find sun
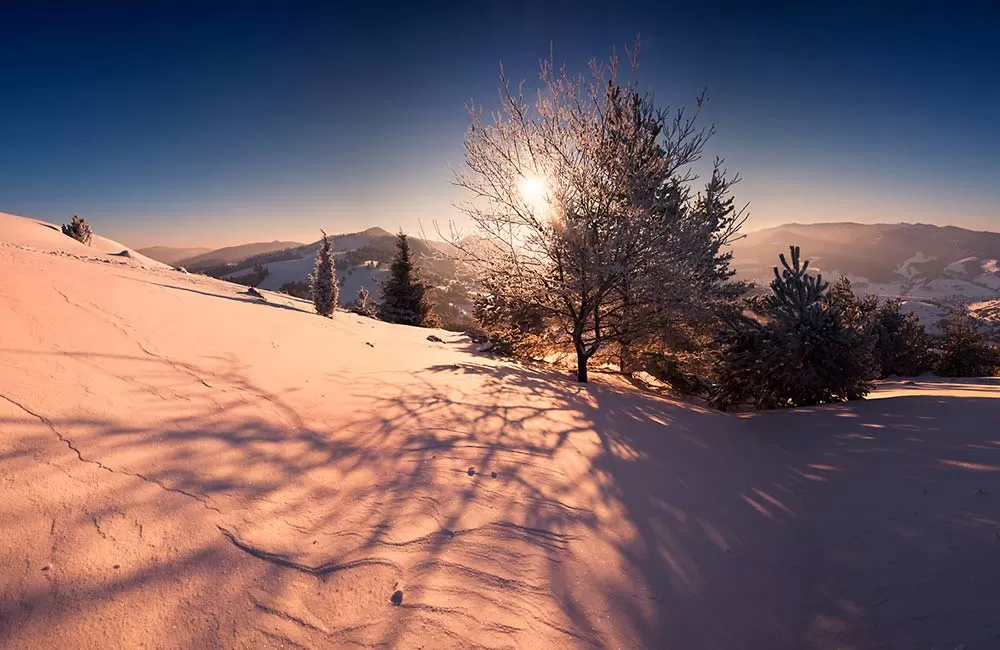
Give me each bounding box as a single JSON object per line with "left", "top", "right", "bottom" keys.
{"left": 518, "top": 175, "right": 549, "bottom": 212}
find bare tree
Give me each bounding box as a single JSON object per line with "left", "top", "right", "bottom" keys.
{"left": 452, "top": 44, "right": 747, "bottom": 382}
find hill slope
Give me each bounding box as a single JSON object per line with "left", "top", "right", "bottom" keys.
{"left": 1, "top": 212, "right": 171, "bottom": 270}
{"left": 1, "top": 212, "right": 998, "bottom": 649}
{"left": 176, "top": 240, "right": 305, "bottom": 270}
{"left": 136, "top": 245, "right": 212, "bottom": 266}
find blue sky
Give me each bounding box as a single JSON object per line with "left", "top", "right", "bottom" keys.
{"left": 1, "top": 1, "right": 998, "bottom": 246}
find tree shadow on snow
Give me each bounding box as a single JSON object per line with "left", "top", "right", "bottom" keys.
{"left": 1, "top": 351, "right": 998, "bottom": 649}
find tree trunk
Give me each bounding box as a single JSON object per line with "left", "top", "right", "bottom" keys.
{"left": 619, "top": 342, "right": 635, "bottom": 376}
{"left": 574, "top": 342, "right": 589, "bottom": 383}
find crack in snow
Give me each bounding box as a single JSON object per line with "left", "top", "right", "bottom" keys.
{"left": 0, "top": 392, "right": 221, "bottom": 513}
{"left": 218, "top": 526, "right": 399, "bottom": 575}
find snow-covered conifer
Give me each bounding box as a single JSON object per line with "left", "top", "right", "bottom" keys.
{"left": 309, "top": 231, "right": 339, "bottom": 317}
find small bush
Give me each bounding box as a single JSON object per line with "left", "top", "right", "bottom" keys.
{"left": 279, "top": 280, "right": 311, "bottom": 300}
{"left": 62, "top": 215, "right": 93, "bottom": 245}
{"left": 349, "top": 286, "right": 378, "bottom": 318}
{"left": 827, "top": 278, "right": 932, "bottom": 378}
{"left": 640, "top": 351, "right": 712, "bottom": 396}
{"left": 870, "top": 299, "right": 933, "bottom": 377}
{"left": 935, "top": 311, "right": 1000, "bottom": 377}
{"left": 711, "top": 246, "right": 875, "bottom": 410}
{"left": 231, "top": 263, "right": 269, "bottom": 288}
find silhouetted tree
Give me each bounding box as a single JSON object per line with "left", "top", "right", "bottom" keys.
{"left": 824, "top": 276, "right": 932, "bottom": 378}
{"left": 869, "top": 299, "right": 932, "bottom": 377}
{"left": 711, "top": 246, "right": 875, "bottom": 410}
{"left": 62, "top": 215, "right": 93, "bottom": 245}
{"left": 309, "top": 231, "right": 339, "bottom": 317}
{"left": 935, "top": 311, "right": 999, "bottom": 377}
{"left": 379, "top": 232, "right": 432, "bottom": 326}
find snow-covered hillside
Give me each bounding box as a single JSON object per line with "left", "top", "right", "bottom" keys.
{"left": 1, "top": 212, "right": 170, "bottom": 270}
{"left": 2, "top": 211, "right": 999, "bottom": 649}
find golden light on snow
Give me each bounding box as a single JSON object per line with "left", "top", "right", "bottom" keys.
{"left": 518, "top": 175, "right": 549, "bottom": 213}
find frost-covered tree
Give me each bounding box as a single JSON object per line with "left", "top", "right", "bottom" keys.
{"left": 62, "top": 215, "right": 93, "bottom": 245}
{"left": 309, "top": 230, "right": 339, "bottom": 317}
{"left": 379, "top": 232, "right": 432, "bottom": 326}
{"left": 452, "top": 44, "right": 746, "bottom": 382}
{"left": 711, "top": 246, "right": 875, "bottom": 410}
{"left": 935, "top": 311, "right": 999, "bottom": 377}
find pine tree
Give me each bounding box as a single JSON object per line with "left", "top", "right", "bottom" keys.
{"left": 309, "top": 230, "right": 339, "bottom": 317}
{"left": 61, "top": 215, "right": 93, "bottom": 245}
{"left": 711, "top": 246, "right": 875, "bottom": 410}
{"left": 378, "top": 232, "right": 432, "bottom": 326}
{"left": 935, "top": 311, "right": 999, "bottom": 377}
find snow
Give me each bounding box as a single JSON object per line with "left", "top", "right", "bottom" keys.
{"left": 0, "top": 212, "right": 170, "bottom": 270}
{"left": 972, "top": 272, "right": 1000, "bottom": 290}
{"left": 231, "top": 253, "right": 315, "bottom": 289}
{"left": 2, "top": 211, "right": 999, "bottom": 649}
{"left": 899, "top": 299, "right": 951, "bottom": 333}
{"left": 944, "top": 255, "right": 979, "bottom": 275}
{"left": 894, "top": 251, "right": 935, "bottom": 278}
{"left": 911, "top": 278, "right": 1000, "bottom": 300}
{"left": 226, "top": 252, "right": 388, "bottom": 303}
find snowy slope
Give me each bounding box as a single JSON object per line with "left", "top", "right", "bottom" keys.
{"left": 0, "top": 212, "right": 171, "bottom": 269}
{"left": 2, "top": 211, "right": 999, "bottom": 649}
{"left": 227, "top": 254, "right": 388, "bottom": 303}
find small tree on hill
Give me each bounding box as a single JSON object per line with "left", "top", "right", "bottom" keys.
{"left": 935, "top": 311, "right": 999, "bottom": 377}
{"left": 309, "top": 230, "right": 339, "bottom": 317}
{"left": 62, "top": 215, "right": 93, "bottom": 245}
{"left": 379, "top": 232, "right": 432, "bottom": 326}
{"left": 351, "top": 285, "right": 378, "bottom": 318}
{"left": 711, "top": 246, "right": 875, "bottom": 410}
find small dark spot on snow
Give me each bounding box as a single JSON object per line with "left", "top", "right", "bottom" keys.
{"left": 391, "top": 590, "right": 403, "bottom": 605}
{"left": 113, "top": 564, "right": 120, "bottom": 570}
{"left": 41, "top": 565, "right": 50, "bottom": 572}
{"left": 467, "top": 467, "right": 475, "bottom": 477}
{"left": 491, "top": 471, "right": 497, "bottom": 478}
{"left": 426, "top": 335, "right": 443, "bottom": 343}
{"left": 366, "top": 341, "right": 375, "bottom": 348}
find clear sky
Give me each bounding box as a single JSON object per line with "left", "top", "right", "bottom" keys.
{"left": 2, "top": 1, "right": 998, "bottom": 247}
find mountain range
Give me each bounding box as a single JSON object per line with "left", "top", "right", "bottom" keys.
{"left": 138, "top": 221, "right": 1000, "bottom": 333}
{"left": 731, "top": 222, "right": 1000, "bottom": 333}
